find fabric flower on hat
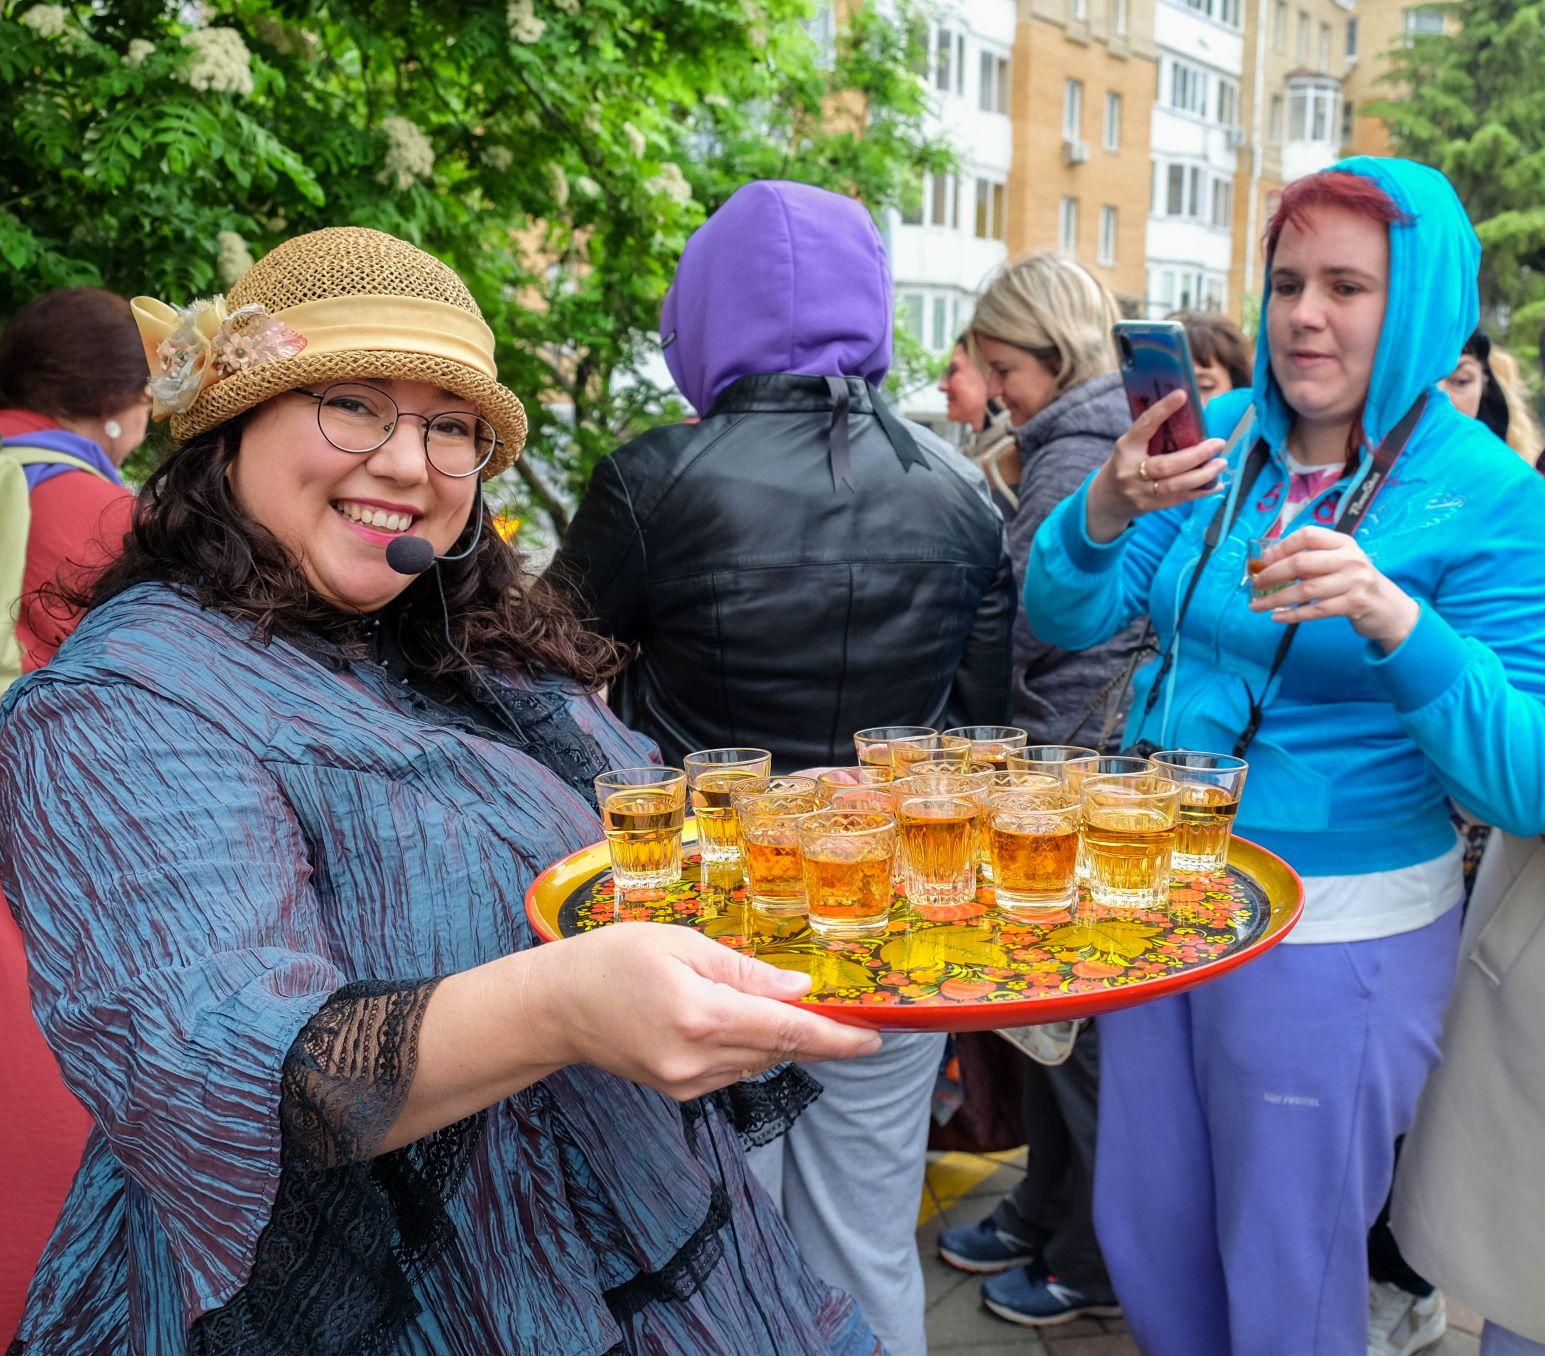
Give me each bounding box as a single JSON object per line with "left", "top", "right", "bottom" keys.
{"left": 178, "top": 27, "right": 255, "bottom": 96}
{"left": 133, "top": 295, "right": 305, "bottom": 418}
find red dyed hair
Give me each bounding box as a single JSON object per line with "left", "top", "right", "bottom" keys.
{"left": 1264, "top": 170, "right": 1410, "bottom": 256}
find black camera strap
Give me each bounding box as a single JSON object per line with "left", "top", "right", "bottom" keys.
{"left": 1139, "top": 393, "right": 1427, "bottom": 759}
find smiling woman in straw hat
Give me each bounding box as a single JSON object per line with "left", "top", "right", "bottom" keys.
{"left": 0, "top": 226, "right": 882, "bottom": 1355}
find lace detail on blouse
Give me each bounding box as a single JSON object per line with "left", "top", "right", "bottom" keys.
{"left": 185, "top": 979, "right": 484, "bottom": 1356}
{"left": 718, "top": 1064, "right": 823, "bottom": 1149}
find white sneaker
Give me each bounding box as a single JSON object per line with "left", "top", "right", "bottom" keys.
{"left": 1367, "top": 1281, "right": 1446, "bottom": 1356}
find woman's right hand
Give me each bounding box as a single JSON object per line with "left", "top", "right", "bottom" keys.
{"left": 529, "top": 922, "right": 883, "bottom": 1100}
{"left": 1085, "top": 390, "right": 1228, "bottom": 544}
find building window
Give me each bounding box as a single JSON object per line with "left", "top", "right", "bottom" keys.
{"left": 1318, "top": 22, "right": 1331, "bottom": 69}
{"left": 974, "top": 178, "right": 1007, "bottom": 240}
{"left": 1099, "top": 206, "right": 1118, "bottom": 266}
{"left": 1072, "top": 0, "right": 1088, "bottom": 21}
{"left": 901, "top": 292, "right": 925, "bottom": 339}
{"left": 932, "top": 24, "right": 965, "bottom": 95}
{"left": 1273, "top": 0, "right": 1287, "bottom": 50}
{"left": 1060, "top": 197, "right": 1079, "bottom": 253}
{"left": 1104, "top": 91, "right": 1123, "bottom": 152}
{"left": 1296, "top": 10, "right": 1310, "bottom": 61}
{"left": 1404, "top": 5, "right": 1445, "bottom": 35}
{"left": 1341, "top": 99, "right": 1354, "bottom": 145}
{"left": 1217, "top": 79, "right": 1238, "bottom": 129}
{"left": 1113, "top": 0, "right": 1129, "bottom": 37}
{"left": 931, "top": 296, "right": 949, "bottom": 352}
{"left": 1346, "top": 17, "right": 1359, "bottom": 60}
{"left": 979, "top": 53, "right": 1011, "bottom": 115}
{"left": 927, "top": 173, "right": 961, "bottom": 228}
{"left": 1269, "top": 94, "right": 1284, "bottom": 144}
{"left": 1064, "top": 78, "right": 1084, "bottom": 140}
{"left": 1211, "top": 177, "right": 1233, "bottom": 230}
{"left": 1182, "top": 0, "right": 1240, "bottom": 25}
{"left": 1287, "top": 81, "right": 1340, "bottom": 144}
{"left": 1166, "top": 59, "right": 1209, "bottom": 118}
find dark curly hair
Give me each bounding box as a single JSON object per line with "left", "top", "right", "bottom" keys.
{"left": 53, "top": 415, "right": 625, "bottom": 690}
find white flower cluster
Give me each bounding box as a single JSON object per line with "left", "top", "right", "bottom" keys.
{"left": 19, "top": 5, "right": 70, "bottom": 39}
{"left": 549, "top": 164, "right": 569, "bottom": 208}
{"left": 574, "top": 174, "right": 600, "bottom": 200}
{"left": 124, "top": 38, "right": 155, "bottom": 67}
{"left": 216, "top": 231, "right": 255, "bottom": 288}
{"left": 483, "top": 144, "right": 514, "bottom": 172}
{"left": 553, "top": 0, "right": 581, "bottom": 12}
{"left": 647, "top": 163, "right": 693, "bottom": 207}
{"left": 178, "top": 27, "right": 255, "bottom": 97}
{"left": 251, "top": 15, "right": 321, "bottom": 61}
{"left": 380, "top": 116, "right": 435, "bottom": 191}
{"left": 506, "top": 0, "right": 545, "bottom": 44}
{"left": 622, "top": 122, "right": 647, "bottom": 159}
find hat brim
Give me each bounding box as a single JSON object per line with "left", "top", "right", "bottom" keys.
{"left": 169, "top": 349, "right": 527, "bottom": 478}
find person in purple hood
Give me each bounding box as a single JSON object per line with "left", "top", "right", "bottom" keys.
{"left": 551, "top": 179, "right": 1015, "bottom": 1356}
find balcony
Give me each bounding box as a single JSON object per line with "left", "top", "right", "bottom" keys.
{"left": 1281, "top": 73, "right": 1343, "bottom": 183}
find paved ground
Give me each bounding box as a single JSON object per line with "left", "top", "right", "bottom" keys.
{"left": 918, "top": 1151, "right": 1483, "bottom": 1355}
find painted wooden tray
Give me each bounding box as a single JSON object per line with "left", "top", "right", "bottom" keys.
{"left": 525, "top": 823, "right": 1304, "bottom": 1032}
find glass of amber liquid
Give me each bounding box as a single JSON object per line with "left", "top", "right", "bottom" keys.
{"left": 852, "top": 726, "right": 935, "bottom": 783}
{"left": 1062, "top": 756, "right": 1155, "bottom": 883}
{"left": 684, "top": 748, "right": 773, "bottom": 864}
{"left": 594, "top": 767, "right": 688, "bottom": 892}
{"left": 895, "top": 768, "right": 994, "bottom": 879}
{"left": 738, "top": 791, "right": 823, "bottom": 915}
{"left": 891, "top": 732, "right": 973, "bottom": 775}
{"left": 1247, "top": 535, "right": 1287, "bottom": 599}
{"left": 943, "top": 725, "right": 1029, "bottom": 771}
{"left": 797, "top": 810, "right": 898, "bottom": 937}
{"left": 987, "top": 788, "right": 1081, "bottom": 917}
{"left": 1150, "top": 750, "right": 1249, "bottom": 874}
{"left": 1007, "top": 744, "right": 1100, "bottom": 777}
{"left": 896, "top": 794, "right": 980, "bottom": 917}
{"left": 1079, "top": 774, "right": 1181, "bottom": 912}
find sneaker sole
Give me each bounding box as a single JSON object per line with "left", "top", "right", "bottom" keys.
{"left": 937, "top": 1246, "right": 1037, "bottom": 1275}
{"left": 982, "top": 1295, "right": 1123, "bottom": 1328}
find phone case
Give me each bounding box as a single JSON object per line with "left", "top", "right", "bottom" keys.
{"left": 1114, "top": 321, "right": 1207, "bottom": 456}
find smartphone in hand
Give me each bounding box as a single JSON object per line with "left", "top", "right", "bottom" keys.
{"left": 1113, "top": 320, "right": 1208, "bottom": 456}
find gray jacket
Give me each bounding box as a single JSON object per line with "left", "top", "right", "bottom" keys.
{"left": 1007, "top": 371, "right": 1146, "bottom": 747}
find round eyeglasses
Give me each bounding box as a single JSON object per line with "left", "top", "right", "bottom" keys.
{"left": 296, "top": 382, "right": 499, "bottom": 478}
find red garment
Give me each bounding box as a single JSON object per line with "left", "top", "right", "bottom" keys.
{"left": 2, "top": 410, "right": 127, "bottom": 1339}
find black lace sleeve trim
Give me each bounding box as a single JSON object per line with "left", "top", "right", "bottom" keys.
{"left": 601, "top": 1182, "right": 733, "bottom": 1325}
{"left": 186, "top": 979, "right": 484, "bottom": 1356}
{"left": 708, "top": 1063, "right": 823, "bottom": 1150}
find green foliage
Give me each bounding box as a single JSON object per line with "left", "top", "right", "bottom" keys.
{"left": 0, "top": 0, "right": 948, "bottom": 540}
{"left": 1367, "top": 0, "right": 1545, "bottom": 374}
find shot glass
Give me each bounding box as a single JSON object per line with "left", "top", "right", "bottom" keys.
{"left": 1150, "top": 750, "right": 1249, "bottom": 874}
{"left": 890, "top": 732, "right": 972, "bottom": 774}
{"left": 738, "top": 791, "right": 823, "bottom": 915}
{"left": 594, "top": 767, "right": 687, "bottom": 892}
{"left": 1247, "top": 535, "right": 1288, "bottom": 599}
{"left": 798, "top": 810, "right": 898, "bottom": 938}
{"left": 943, "top": 725, "right": 1030, "bottom": 771}
{"left": 1006, "top": 744, "right": 1101, "bottom": 778}
{"left": 986, "top": 788, "right": 1081, "bottom": 918}
{"left": 1079, "top": 773, "right": 1181, "bottom": 912}
{"left": 852, "top": 726, "right": 935, "bottom": 782}
{"left": 1062, "top": 756, "right": 1155, "bottom": 883}
{"left": 896, "top": 794, "right": 980, "bottom": 917}
{"left": 684, "top": 748, "right": 773, "bottom": 865}
{"left": 893, "top": 768, "right": 993, "bottom": 879}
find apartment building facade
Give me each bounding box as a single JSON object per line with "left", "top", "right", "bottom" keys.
{"left": 1145, "top": 0, "right": 1247, "bottom": 316}
{"left": 888, "top": 0, "right": 1017, "bottom": 428}
{"left": 1344, "top": 0, "right": 1448, "bottom": 158}
{"left": 1007, "top": 0, "right": 1160, "bottom": 311}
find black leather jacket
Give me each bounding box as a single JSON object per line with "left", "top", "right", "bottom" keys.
{"left": 549, "top": 374, "right": 1015, "bottom": 771}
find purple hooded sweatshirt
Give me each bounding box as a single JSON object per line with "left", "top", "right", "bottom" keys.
{"left": 659, "top": 180, "right": 893, "bottom": 417}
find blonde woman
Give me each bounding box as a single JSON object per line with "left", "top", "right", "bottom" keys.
{"left": 1486, "top": 346, "right": 1543, "bottom": 463}
{"left": 940, "top": 255, "right": 1140, "bottom": 1329}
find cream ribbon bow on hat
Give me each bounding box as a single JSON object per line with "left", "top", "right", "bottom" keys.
{"left": 132, "top": 294, "right": 307, "bottom": 419}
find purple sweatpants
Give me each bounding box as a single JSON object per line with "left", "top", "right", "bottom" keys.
{"left": 1093, "top": 906, "right": 1462, "bottom": 1356}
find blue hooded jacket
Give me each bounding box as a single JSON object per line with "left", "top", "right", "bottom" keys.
{"left": 1025, "top": 156, "right": 1545, "bottom": 878}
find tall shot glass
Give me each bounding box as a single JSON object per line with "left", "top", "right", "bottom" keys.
{"left": 1079, "top": 774, "right": 1180, "bottom": 913}
{"left": 896, "top": 794, "right": 979, "bottom": 918}
{"left": 1150, "top": 750, "right": 1248, "bottom": 874}
{"left": 738, "top": 791, "right": 822, "bottom": 915}
{"left": 594, "top": 767, "right": 687, "bottom": 892}
{"left": 684, "top": 748, "right": 772, "bottom": 865}
{"left": 986, "top": 787, "right": 1081, "bottom": 918}
{"left": 798, "top": 810, "right": 898, "bottom": 938}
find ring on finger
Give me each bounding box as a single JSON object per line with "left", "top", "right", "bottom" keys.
{"left": 1138, "top": 457, "right": 1151, "bottom": 481}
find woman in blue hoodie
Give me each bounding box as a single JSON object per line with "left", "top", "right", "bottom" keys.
{"left": 1023, "top": 158, "right": 1545, "bottom": 1353}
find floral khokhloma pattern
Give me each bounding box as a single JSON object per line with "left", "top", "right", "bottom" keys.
{"left": 558, "top": 856, "right": 1268, "bottom": 1010}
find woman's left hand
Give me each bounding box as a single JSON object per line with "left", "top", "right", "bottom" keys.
{"left": 1249, "top": 525, "right": 1420, "bottom": 653}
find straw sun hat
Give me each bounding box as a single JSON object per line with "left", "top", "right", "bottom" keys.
{"left": 132, "top": 226, "right": 527, "bottom": 477}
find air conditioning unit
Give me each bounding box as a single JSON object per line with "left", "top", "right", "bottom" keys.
{"left": 1225, "top": 126, "right": 1246, "bottom": 148}
{"left": 1063, "top": 137, "right": 1091, "bottom": 165}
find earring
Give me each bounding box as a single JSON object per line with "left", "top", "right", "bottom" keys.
{"left": 103, "top": 419, "right": 123, "bottom": 440}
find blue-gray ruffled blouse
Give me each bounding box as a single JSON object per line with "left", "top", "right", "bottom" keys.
{"left": 0, "top": 584, "right": 879, "bottom": 1356}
